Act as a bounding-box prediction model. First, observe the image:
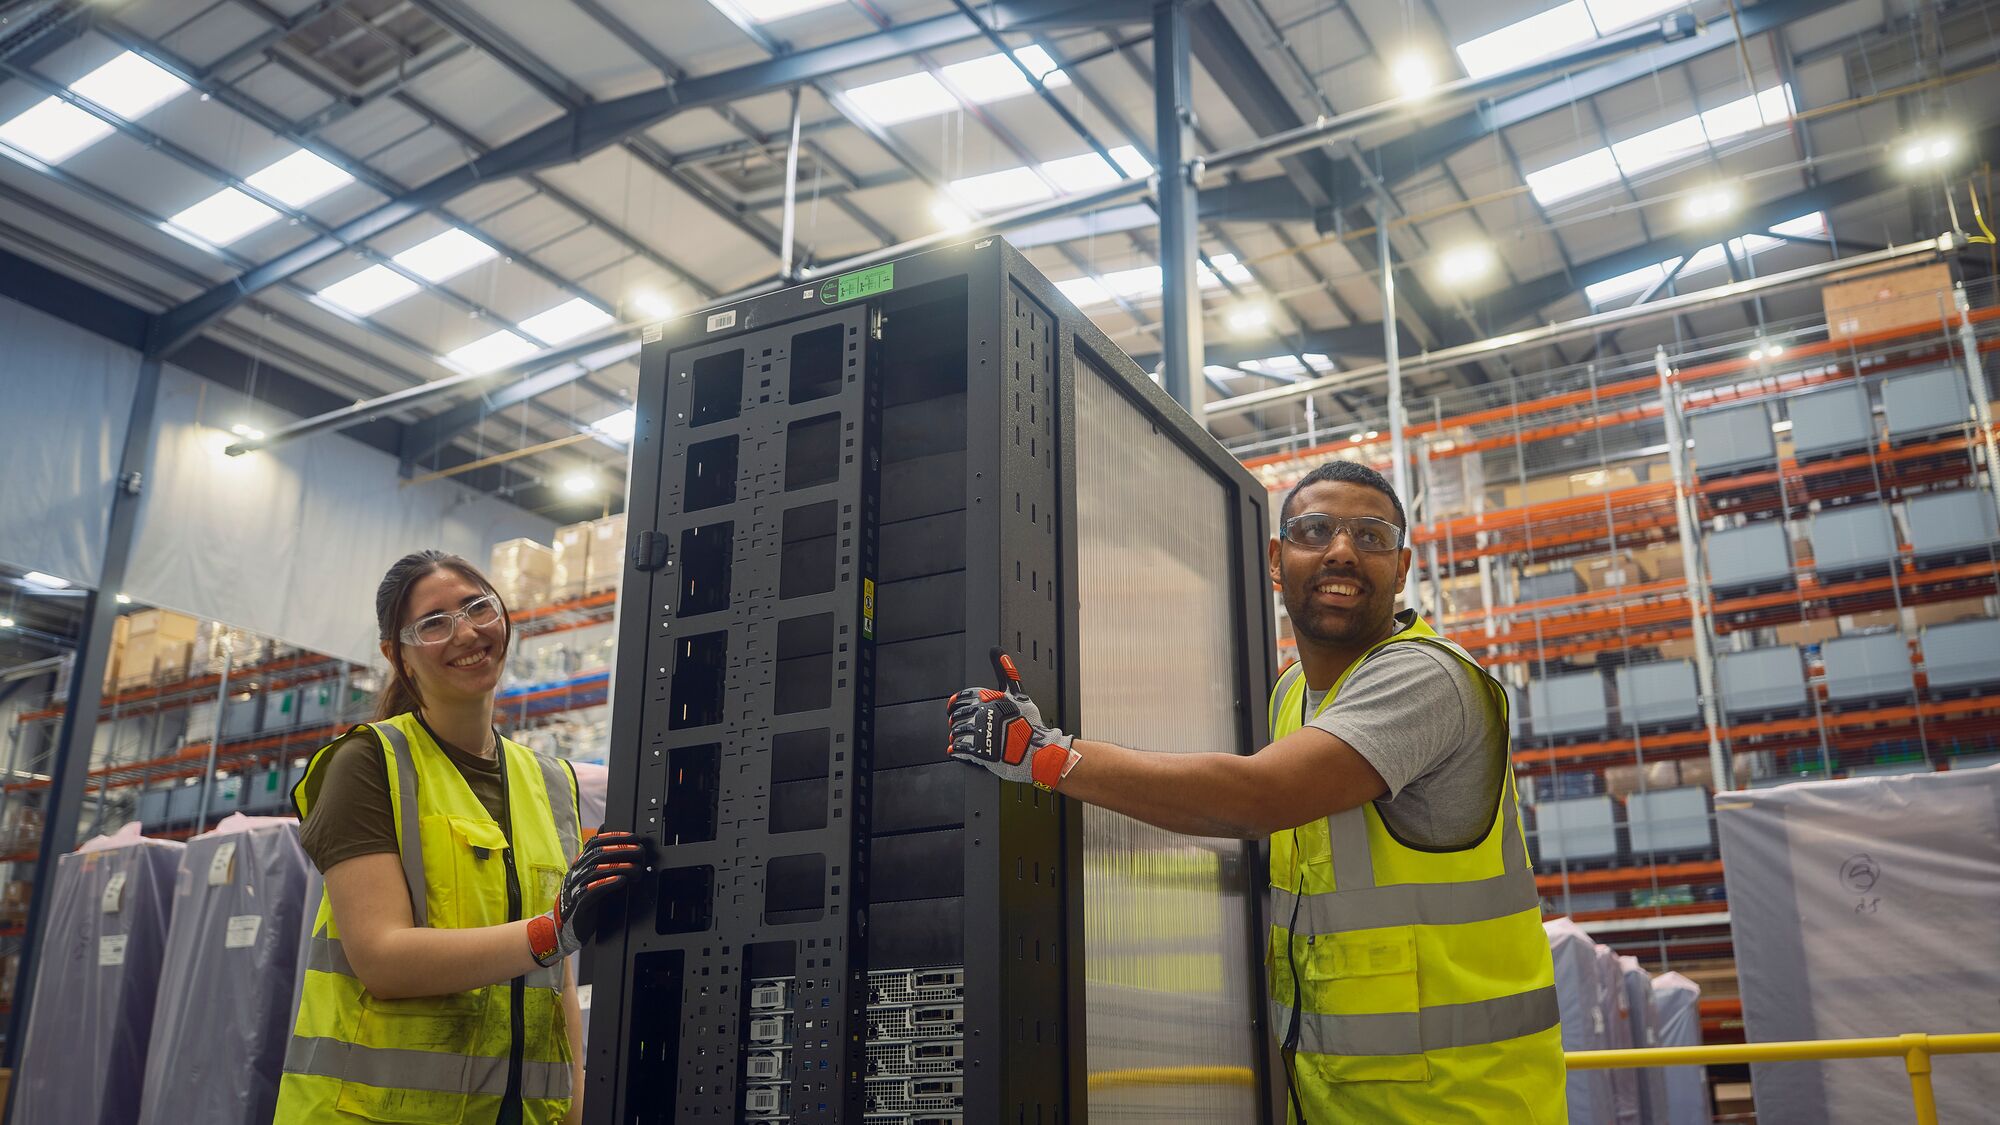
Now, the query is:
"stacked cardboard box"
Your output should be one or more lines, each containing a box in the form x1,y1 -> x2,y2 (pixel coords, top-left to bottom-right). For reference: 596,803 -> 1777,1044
2,807 -> 42,854
188,622 -> 269,678
1821,263 -> 1953,341
1604,761 -> 1680,799
0,880 -> 30,926
489,538 -> 556,610
552,521 -> 592,602
116,610 -> 200,691
586,514 -> 626,594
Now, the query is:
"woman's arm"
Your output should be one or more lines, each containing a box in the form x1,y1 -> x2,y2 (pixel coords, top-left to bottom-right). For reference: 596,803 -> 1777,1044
322,852 -> 540,999
563,960 -> 585,1125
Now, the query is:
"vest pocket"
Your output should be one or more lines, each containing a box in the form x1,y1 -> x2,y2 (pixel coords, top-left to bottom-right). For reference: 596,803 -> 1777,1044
334,992 -> 485,1121
426,814 -> 511,929
1297,927 -> 1431,1084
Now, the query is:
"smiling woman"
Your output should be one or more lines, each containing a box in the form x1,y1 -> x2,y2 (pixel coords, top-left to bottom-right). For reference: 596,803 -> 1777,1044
273,550 -> 649,1125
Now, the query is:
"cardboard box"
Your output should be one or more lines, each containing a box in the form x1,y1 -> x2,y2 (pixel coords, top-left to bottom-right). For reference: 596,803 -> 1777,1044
1678,757 -> 1715,790
103,614 -> 130,692
1775,617 -> 1840,648
1911,598 -> 1989,628
553,521 -> 593,601
126,609 -> 198,642
1605,760 -> 1680,799
489,538 -> 556,610
586,515 -> 627,592
1821,263 -> 1954,342
0,881 -> 30,927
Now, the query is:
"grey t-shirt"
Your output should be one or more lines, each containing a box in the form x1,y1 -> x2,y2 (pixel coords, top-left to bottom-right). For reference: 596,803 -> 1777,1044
1298,642 -> 1506,849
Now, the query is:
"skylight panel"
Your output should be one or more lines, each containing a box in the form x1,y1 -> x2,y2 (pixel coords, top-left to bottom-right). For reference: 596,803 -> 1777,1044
1769,212 -> 1825,237
1455,2 -> 1597,79
520,298 -> 615,344
318,264 -> 421,316
1611,115 -> 1707,175
170,188 -> 279,246
1584,261 -> 1672,305
843,71 -> 959,127
1756,85 -> 1795,124
1040,146 -> 1152,193
1525,148 -> 1622,205
1055,276 -> 1111,307
939,46 -> 1070,102
68,51 -> 188,119
246,149 -> 352,208
1679,244 -> 1726,275
587,408 -> 636,444
949,166 -> 1054,213
715,0 -> 842,20
445,330 -> 538,373
1103,264 -> 1163,300
1583,0 -> 1685,34
393,228 -> 496,283
0,98 -> 112,163
1203,254 -> 1255,287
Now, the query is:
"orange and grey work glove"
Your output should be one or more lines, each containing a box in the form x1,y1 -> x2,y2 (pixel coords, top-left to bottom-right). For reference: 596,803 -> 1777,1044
946,648 -> 1081,792
527,830 -> 651,967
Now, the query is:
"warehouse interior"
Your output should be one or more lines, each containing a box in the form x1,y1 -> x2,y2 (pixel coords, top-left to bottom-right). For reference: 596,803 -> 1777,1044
1,0 -> 1997,1120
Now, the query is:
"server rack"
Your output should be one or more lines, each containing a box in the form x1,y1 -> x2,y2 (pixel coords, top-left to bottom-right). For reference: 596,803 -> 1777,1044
587,239 -> 1276,1125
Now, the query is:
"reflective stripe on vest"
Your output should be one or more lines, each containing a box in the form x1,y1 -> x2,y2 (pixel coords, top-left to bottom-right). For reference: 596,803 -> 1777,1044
375,722 -> 429,929
285,1037 -> 572,1100
304,933 -> 564,993
1268,610 -> 1564,1121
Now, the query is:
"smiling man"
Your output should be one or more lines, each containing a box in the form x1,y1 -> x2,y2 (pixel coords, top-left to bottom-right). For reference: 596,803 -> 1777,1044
946,460 -> 1564,1122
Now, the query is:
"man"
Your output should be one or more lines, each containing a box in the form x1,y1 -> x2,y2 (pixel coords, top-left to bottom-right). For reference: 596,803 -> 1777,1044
946,460 -> 1564,1122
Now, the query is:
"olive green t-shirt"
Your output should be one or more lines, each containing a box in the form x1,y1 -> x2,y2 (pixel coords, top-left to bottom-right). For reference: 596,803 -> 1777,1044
296,718 -> 510,875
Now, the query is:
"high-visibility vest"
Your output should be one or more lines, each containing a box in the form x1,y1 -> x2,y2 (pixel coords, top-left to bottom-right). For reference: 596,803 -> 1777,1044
273,712 -> 582,1124
1268,611 -> 1565,1123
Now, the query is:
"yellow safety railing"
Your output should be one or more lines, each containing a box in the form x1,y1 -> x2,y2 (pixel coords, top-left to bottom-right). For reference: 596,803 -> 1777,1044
1566,1032 -> 2000,1125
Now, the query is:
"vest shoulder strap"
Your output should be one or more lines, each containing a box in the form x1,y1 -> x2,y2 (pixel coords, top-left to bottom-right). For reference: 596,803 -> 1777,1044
1269,660 -> 1307,738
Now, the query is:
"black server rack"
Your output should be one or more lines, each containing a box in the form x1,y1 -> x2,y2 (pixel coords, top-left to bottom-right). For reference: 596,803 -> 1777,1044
587,239 -> 1277,1125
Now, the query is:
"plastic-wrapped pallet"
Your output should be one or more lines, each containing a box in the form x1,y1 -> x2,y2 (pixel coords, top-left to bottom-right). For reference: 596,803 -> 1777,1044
1716,766 -> 2000,1123
137,815 -> 312,1125
1649,972 -> 1710,1125
1620,955 -> 1670,1124
1546,918 -> 1617,1123
13,825 -> 183,1125
1597,944 -> 1641,1125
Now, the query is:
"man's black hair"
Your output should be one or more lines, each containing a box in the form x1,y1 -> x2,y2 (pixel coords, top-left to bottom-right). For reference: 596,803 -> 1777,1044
1279,459 -> 1407,529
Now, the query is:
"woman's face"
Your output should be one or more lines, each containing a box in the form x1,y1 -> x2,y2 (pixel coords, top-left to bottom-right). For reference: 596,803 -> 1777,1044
394,569 -> 508,707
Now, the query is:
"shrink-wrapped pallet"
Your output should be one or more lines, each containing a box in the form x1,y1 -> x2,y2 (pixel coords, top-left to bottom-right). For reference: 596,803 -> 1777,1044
14,827 -> 183,1125
137,816 -> 311,1125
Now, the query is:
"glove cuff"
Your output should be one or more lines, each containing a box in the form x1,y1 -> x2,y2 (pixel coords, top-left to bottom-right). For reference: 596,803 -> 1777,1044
526,913 -> 562,967
1030,741 -> 1081,792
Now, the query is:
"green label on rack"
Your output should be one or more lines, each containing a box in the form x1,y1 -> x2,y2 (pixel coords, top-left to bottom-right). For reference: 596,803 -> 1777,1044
820,263 -> 893,305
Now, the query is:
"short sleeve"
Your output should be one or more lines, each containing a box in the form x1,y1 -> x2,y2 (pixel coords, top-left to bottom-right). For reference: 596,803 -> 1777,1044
1306,645 -> 1469,798
297,730 -> 402,874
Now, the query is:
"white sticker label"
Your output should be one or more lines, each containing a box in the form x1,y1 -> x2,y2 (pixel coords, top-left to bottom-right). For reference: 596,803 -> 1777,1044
224,914 -> 263,949
576,984 -> 593,1011
101,871 -> 126,914
705,309 -> 738,332
641,323 -> 664,343
99,933 -> 127,966
208,840 -> 237,886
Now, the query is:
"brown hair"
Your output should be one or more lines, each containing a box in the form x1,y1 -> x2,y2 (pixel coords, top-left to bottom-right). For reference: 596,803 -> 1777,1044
373,549 -> 511,720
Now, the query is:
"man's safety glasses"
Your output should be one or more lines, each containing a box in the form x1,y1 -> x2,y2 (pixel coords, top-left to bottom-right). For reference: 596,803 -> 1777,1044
399,594 -> 505,645
1279,513 -> 1406,552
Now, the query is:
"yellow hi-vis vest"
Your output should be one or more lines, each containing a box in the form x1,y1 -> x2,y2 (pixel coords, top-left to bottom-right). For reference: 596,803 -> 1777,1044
1268,611 -> 1565,1123
274,713 -> 582,1124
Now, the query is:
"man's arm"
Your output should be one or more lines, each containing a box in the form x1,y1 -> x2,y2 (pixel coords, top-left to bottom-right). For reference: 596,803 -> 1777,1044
1054,728 -> 1388,839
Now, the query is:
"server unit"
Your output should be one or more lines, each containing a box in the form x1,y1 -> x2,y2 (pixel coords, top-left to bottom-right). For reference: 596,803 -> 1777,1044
586,241 -> 1276,1125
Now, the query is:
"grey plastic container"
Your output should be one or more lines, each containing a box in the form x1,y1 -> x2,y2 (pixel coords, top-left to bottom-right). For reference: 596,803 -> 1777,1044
1922,618 -> 2000,691
1808,503 -> 1899,575
1689,402 -> 1776,474
1614,660 -> 1701,727
1518,568 -> 1585,604
1534,795 -> 1622,863
1786,383 -> 1875,459
1717,646 -> 1809,717
1905,490 -> 2000,560
1626,786 -> 1714,855
1528,671 -> 1610,737
1821,632 -> 1914,702
1881,366 -> 1968,439
1706,522 -> 1794,591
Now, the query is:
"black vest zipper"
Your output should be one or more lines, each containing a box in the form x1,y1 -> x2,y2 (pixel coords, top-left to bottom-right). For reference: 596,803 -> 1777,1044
498,747 -> 525,1124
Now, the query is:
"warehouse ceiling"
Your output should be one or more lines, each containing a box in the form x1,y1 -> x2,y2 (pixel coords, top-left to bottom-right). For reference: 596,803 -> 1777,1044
0,0 -> 1995,516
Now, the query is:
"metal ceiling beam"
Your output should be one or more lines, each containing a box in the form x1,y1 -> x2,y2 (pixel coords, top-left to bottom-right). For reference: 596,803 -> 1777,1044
142,0 -> 1141,356
1133,322 -> 1420,369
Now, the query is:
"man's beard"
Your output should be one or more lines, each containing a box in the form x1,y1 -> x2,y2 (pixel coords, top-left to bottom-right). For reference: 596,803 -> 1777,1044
1283,583 -> 1390,647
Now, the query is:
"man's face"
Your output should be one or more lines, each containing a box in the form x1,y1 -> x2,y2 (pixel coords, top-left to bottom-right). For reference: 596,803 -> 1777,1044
1267,481 -> 1412,648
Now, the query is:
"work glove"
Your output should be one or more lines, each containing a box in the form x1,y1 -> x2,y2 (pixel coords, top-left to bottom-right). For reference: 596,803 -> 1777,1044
527,830 -> 651,967
946,648 -> 1081,792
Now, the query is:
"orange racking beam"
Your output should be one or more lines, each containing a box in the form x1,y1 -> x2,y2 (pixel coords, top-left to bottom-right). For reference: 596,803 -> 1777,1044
1536,859 -> 1724,894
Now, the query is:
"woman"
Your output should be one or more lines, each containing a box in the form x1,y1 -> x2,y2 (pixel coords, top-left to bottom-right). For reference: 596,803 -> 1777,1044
276,550 -> 647,1125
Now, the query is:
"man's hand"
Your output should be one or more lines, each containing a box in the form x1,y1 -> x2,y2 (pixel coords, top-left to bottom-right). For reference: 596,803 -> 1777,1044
527,830 -> 651,967
946,649 -> 1081,791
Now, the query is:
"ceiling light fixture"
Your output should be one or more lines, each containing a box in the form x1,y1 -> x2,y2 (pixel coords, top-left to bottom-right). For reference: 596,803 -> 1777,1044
116,593 -> 132,604
0,616 -> 13,629
1227,305 -> 1270,333
22,571 -> 69,589
1437,244 -> 1496,285
229,422 -> 265,440
561,472 -> 597,496
629,289 -> 674,321
1899,133 -> 1958,169
930,198 -> 972,231
1683,187 -> 1736,222
1391,53 -> 1436,98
